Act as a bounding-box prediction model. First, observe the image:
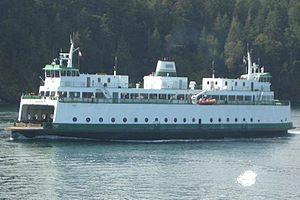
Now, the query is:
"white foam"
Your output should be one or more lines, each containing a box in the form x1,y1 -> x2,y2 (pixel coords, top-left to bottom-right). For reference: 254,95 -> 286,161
236,170 -> 257,187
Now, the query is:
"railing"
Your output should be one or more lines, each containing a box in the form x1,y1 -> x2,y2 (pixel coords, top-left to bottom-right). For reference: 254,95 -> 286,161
21,95 -> 290,106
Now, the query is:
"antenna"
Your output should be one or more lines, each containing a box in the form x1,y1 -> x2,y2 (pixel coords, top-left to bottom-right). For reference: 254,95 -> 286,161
212,60 -> 215,78
114,56 -> 117,76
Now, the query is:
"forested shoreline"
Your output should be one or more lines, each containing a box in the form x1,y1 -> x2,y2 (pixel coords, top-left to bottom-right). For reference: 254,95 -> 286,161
0,0 -> 300,103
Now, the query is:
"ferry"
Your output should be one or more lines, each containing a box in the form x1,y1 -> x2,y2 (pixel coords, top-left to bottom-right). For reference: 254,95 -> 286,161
6,39 -> 293,140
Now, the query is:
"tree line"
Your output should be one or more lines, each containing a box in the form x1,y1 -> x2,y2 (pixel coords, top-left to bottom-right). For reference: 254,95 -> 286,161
0,0 -> 299,103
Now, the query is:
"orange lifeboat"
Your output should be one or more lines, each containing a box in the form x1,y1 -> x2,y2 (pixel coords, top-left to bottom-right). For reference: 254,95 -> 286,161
197,98 -> 217,105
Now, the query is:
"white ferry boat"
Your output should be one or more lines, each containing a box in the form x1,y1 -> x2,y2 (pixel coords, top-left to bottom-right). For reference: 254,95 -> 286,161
7,39 -> 293,140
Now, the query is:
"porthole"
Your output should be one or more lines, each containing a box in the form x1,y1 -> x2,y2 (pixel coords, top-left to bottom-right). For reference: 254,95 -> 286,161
164,118 -> 168,122
210,118 -> 213,123
99,117 -> 103,122
227,118 -> 230,122
218,118 -> 221,122
183,118 -> 187,123
73,117 -> 77,122
243,118 -> 246,122
155,117 -> 158,122
235,118 -> 238,122
134,117 -> 138,122
86,117 -> 90,122
111,118 -> 115,123
250,118 -> 253,122
145,118 -> 149,122
174,118 -> 177,123
192,118 -> 196,122
123,117 -> 127,123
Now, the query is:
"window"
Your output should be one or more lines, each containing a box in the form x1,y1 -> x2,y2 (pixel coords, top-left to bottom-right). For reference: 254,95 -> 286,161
164,118 -> 168,122
140,93 -> 148,99
98,78 -> 101,82
192,118 -> 195,122
121,93 -> 129,99
159,94 -> 167,99
245,96 -> 252,101
71,71 -> 75,76
123,117 -> 127,123
235,82 -> 238,86
95,92 -> 104,99
218,118 -> 221,122
54,71 -> 60,77
237,96 -> 243,101
134,117 -> 138,122
250,118 -> 253,122
46,71 -> 50,77
149,94 -> 157,99
229,95 -> 235,101
155,118 -> 158,122
70,92 -> 80,98
99,117 -> 103,122
235,118 -> 238,122
183,118 -> 186,123
225,81 -> 228,86
174,118 -> 177,123
207,81 -> 209,85
73,117 -> 77,122
177,94 -> 184,100
243,118 -> 246,122
83,92 -> 93,98
40,91 -> 45,96
210,118 -> 213,123
108,78 -> 111,83
227,118 -> 230,122
243,82 -> 245,86
145,118 -> 149,122
111,118 -> 115,123
67,71 -> 71,76
86,117 -> 91,122
131,93 -> 139,99
61,70 -> 66,76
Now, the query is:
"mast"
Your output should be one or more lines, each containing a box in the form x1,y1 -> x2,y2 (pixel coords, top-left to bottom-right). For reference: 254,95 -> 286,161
247,45 -> 252,80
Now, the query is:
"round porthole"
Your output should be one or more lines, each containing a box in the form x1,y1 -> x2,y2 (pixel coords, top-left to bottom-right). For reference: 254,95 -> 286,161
145,118 -> 148,122
86,117 -> 90,122
164,118 -> 168,122
218,118 -> 221,122
134,117 -> 138,122
174,118 -> 177,123
250,118 -> 253,122
210,118 -> 213,123
111,118 -> 115,123
183,118 -> 186,123
235,118 -> 238,122
155,118 -> 158,122
73,117 -> 77,122
99,117 -> 103,122
123,117 -> 127,123
227,118 -> 230,122
192,118 -> 195,122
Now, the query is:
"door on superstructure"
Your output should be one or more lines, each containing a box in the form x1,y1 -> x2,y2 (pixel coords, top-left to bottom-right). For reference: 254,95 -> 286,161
87,77 -> 91,88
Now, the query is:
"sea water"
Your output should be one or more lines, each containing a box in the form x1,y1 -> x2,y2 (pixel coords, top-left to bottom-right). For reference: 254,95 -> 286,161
1,106 -> 300,199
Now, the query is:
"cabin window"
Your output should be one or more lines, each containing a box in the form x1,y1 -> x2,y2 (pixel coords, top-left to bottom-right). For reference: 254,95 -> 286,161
149,94 -> 157,99
159,94 -> 167,99
235,118 -> 238,122
46,71 -> 50,77
237,96 -> 243,101
71,71 -> 75,76
58,91 -> 67,98
50,91 -> 55,97
164,118 -> 168,122
73,117 -> 77,122
210,118 -> 213,123
99,117 -> 103,122
192,118 -> 196,122
174,118 -> 177,123
243,118 -> 246,122
220,95 -> 227,101
45,91 -> 50,97
61,70 -> 66,76
154,118 -> 158,122
111,118 -> 115,123
121,93 -> 129,99
168,94 -> 176,100
225,81 -> 228,86
83,92 -> 93,98
40,91 -> 45,96
212,95 -> 219,100
95,92 -> 104,99
250,118 -> 253,122
183,118 -> 187,123
207,81 -> 209,85
67,71 -> 71,76
145,118 -> 149,122
134,117 -> 138,122
70,92 -> 80,98
131,93 -> 139,99
98,78 -> 101,82
140,93 -> 148,99
108,78 -> 111,83
177,94 -> 184,100
215,81 -> 218,85
54,71 -> 60,77
229,95 -> 235,101
235,82 -> 238,86
86,117 -> 91,122
227,118 -> 230,122
123,118 -> 127,123
245,96 -> 251,101
218,118 -> 221,122
243,82 -> 245,86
